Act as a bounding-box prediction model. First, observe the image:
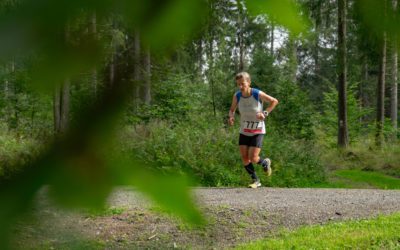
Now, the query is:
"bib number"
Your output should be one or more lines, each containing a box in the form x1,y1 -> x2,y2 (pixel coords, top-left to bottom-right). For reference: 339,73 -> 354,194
242,120 -> 263,133
245,121 -> 260,129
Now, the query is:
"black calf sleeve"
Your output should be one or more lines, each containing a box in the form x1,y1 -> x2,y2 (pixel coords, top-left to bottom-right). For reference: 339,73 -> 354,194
244,163 -> 258,180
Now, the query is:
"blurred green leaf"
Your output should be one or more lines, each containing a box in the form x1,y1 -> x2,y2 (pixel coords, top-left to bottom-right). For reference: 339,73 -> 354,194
354,0 -> 400,46
0,0 -> 206,90
0,78 -> 204,249
143,0 -> 207,52
112,156 -> 205,225
245,0 -> 309,36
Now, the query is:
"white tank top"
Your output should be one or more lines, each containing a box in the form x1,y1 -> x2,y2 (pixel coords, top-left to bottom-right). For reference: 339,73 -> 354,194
236,88 -> 265,136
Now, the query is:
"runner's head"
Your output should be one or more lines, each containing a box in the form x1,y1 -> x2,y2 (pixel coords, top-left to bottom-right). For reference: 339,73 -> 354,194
235,72 -> 251,92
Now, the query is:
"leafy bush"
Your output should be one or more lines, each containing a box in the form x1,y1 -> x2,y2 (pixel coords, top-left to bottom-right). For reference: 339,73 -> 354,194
269,80 -> 316,140
0,125 -> 42,179
121,113 -> 327,187
126,73 -> 209,124
319,85 -> 373,146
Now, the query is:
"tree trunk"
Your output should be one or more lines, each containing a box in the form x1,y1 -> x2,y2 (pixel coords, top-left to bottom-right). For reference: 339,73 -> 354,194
208,34 -> 216,117
109,19 -> 117,88
4,63 -> 10,129
143,48 -> 151,105
60,79 -> 70,132
270,21 -> 274,56
390,0 -> 398,139
288,37 -> 298,83
10,59 -> 19,130
90,12 -> 97,97
54,80 -> 70,134
133,31 -> 141,106
197,39 -> 203,78
337,0 -> 349,147
237,0 -> 245,72
360,56 -> 368,123
54,23 -> 71,135
314,21 -> 320,82
376,33 -> 387,146
53,85 -> 61,133
109,53 -> 115,87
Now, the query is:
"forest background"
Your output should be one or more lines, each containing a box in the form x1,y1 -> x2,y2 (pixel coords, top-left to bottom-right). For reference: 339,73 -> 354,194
0,0 -> 400,246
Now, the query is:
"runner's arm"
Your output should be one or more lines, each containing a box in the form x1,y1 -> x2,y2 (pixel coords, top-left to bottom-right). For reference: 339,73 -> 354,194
228,94 -> 238,125
259,91 -> 278,115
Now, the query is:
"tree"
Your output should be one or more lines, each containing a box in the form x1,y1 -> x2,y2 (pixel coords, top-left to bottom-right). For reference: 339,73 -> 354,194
143,48 -> 151,105
90,12 -> 98,98
54,24 -> 71,134
133,30 -> 141,107
376,34 -> 387,146
337,0 -> 349,147
390,0 -> 398,139
237,0 -> 246,71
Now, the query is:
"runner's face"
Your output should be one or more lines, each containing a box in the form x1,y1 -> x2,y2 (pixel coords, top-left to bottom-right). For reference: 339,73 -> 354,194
236,78 -> 250,92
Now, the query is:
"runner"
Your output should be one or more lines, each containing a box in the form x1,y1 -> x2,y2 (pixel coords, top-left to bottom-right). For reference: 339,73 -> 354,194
228,72 -> 279,188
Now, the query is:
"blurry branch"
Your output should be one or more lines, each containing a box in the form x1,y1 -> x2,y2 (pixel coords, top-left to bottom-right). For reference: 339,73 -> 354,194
0,0 -> 208,248
245,0 -> 310,36
355,0 -> 400,46
0,0 -> 319,248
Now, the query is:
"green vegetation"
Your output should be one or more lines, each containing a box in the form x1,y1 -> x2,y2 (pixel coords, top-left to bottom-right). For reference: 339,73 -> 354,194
235,213 -> 400,250
122,113 -> 326,187
85,206 -> 126,218
334,170 -> 400,189
1,0 -> 400,248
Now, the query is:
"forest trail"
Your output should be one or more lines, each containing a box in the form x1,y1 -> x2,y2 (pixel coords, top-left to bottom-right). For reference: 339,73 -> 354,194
14,187 -> 400,249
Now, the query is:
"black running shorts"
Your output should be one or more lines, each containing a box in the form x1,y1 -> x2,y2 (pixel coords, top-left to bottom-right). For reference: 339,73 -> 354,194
239,133 -> 264,148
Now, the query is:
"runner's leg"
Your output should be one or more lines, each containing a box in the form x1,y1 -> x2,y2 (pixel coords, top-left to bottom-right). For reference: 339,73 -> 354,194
239,145 -> 250,165
240,145 -> 258,182
249,146 -> 272,176
249,146 -> 262,164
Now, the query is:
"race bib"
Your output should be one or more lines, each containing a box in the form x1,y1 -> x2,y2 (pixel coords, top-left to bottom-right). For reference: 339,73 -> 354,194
242,120 -> 263,134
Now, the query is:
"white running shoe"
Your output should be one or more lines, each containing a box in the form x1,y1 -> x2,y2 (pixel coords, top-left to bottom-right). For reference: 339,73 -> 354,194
248,180 -> 261,189
262,158 -> 272,176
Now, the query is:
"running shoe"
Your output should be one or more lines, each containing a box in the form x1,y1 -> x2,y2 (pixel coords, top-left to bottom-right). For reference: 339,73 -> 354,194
262,158 -> 272,176
248,180 -> 261,189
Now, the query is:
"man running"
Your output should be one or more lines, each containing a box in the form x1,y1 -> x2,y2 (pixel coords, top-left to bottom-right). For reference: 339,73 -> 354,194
228,72 -> 279,188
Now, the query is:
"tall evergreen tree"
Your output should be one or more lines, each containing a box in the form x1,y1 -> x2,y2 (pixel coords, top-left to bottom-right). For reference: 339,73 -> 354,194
337,0 -> 349,147
390,0 -> 398,139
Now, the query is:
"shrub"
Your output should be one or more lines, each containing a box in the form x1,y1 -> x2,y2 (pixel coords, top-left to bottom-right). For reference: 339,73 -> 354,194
121,113 -> 327,187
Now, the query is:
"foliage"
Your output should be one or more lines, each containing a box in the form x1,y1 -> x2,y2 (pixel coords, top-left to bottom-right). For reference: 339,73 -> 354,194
122,114 -> 326,188
269,80 -> 316,140
334,169 -> 400,189
1,0 -> 400,247
263,128 -> 326,187
127,73 -> 209,123
0,127 -> 43,179
319,84 -> 373,146
318,139 -> 400,179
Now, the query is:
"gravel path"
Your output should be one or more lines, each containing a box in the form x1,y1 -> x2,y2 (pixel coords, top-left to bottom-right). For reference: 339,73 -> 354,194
15,187 -> 400,249
110,187 -> 400,220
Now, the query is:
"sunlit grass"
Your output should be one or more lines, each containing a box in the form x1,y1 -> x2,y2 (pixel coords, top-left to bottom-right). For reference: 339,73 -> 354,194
234,213 -> 400,250
334,170 -> 400,189
311,170 -> 400,189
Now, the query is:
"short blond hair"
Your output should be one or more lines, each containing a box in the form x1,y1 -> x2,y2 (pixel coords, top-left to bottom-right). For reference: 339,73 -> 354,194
235,72 -> 251,82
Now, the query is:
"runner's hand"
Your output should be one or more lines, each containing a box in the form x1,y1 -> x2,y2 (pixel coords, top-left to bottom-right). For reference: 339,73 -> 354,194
228,117 -> 234,126
256,112 -> 265,120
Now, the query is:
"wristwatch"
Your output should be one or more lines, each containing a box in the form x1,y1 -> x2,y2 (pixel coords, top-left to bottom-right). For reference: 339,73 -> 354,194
263,110 -> 269,117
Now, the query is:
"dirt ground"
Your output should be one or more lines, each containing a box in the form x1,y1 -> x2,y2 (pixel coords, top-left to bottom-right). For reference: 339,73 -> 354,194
11,187 -> 400,249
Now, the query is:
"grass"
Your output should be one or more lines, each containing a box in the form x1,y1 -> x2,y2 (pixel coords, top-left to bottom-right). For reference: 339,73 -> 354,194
334,170 -> 400,189
234,213 -> 400,250
85,206 -> 125,218
310,169 -> 400,189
